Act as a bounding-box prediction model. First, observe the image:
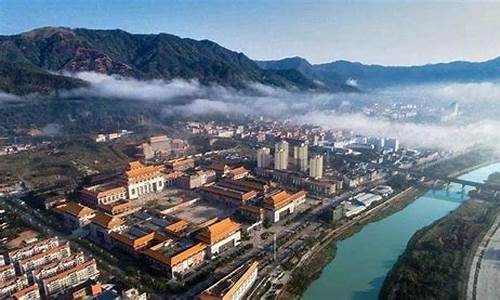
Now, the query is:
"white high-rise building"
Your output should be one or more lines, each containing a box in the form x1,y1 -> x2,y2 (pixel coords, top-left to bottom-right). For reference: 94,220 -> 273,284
293,143 -> 308,172
309,155 -> 323,179
257,147 -> 272,168
274,141 -> 289,170
385,138 -> 400,152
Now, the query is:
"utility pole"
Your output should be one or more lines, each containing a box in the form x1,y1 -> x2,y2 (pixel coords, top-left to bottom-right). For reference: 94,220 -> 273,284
273,232 -> 277,262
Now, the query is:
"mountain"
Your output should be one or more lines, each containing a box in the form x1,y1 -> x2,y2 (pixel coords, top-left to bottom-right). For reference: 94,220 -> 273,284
0,62 -> 86,95
0,27 -> 351,95
258,56 -> 500,88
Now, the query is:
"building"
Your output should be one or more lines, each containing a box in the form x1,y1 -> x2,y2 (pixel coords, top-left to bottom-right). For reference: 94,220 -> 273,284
274,141 -> 289,170
150,135 -> 172,156
98,200 -> 139,217
226,167 -> 249,180
196,218 -> 241,258
59,280 -> 103,300
53,202 -> 96,229
6,237 -> 61,264
256,147 -> 272,168
11,283 -> 40,300
80,181 -> 127,208
309,155 -> 323,179
88,212 -> 125,248
385,138 -> 400,152
199,184 -> 257,206
0,264 -> 15,283
143,241 -> 207,278
120,161 -> 164,200
122,288 -> 148,300
17,242 -> 71,274
165,157 -> 195,171
219,178 -> 270,195
31,253 -> 86,283
40,259 -> 100,297
254,168 -> 341,196
110,226 -> 161,254
293,143 -> 308,172
0,275 -> 29,298
198,261 -> 258,300
177,170 -> 216,189
263,190 -> 306,223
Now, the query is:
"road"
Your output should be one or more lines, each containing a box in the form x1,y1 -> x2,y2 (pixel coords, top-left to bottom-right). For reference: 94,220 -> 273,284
467,215 -> 500,300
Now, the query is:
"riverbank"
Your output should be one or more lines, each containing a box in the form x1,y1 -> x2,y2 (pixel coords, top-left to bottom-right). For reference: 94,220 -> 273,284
278,186 -> 429,300
380,197 -> 500,299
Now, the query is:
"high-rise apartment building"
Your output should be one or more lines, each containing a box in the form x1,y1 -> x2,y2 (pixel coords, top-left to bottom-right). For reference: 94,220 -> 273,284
309,155 -> 324,179
257,147 -> 272,168
293,143 -> 308,172
274,141 -> 289,170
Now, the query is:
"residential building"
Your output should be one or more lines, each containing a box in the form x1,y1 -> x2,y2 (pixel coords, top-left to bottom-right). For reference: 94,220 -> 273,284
6,238 -> 60,264
198,261 -> 258,300
0,275 -> 29,298
11,283 -> 40,300
256,147 -> 272,168
31,253 -> 86,282
40,259 -> 99,297
309,155 -> 323,179
0,264 -> 15,283
17,242 -> 71,274
274,141 -> 289,170
293,143 -> 308,172
196,218 -> 241,258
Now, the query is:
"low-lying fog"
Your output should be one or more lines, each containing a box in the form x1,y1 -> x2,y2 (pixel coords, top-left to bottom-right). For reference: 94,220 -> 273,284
2,71 -> 500,152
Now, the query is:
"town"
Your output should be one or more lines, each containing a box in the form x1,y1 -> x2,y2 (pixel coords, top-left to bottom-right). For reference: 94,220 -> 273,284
0,117 -> 447,300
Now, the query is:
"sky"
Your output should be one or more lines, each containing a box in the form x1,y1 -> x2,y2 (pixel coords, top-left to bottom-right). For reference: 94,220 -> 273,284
1,0 -> 500,65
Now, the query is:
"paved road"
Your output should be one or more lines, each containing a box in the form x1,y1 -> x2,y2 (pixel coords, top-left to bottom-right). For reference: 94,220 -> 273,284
468,216 -> 500,300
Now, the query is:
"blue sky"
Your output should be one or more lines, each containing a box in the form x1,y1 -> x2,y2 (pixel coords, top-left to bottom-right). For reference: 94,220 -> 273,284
1,0 -> 500,65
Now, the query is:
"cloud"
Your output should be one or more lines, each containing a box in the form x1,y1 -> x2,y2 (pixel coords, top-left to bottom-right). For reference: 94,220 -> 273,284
296,111 -> 500,152
3,71 -> 500,152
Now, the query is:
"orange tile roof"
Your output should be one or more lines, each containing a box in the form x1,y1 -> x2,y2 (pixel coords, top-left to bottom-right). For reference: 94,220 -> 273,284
129,161 -> 144,169
55,202 -> 94,218
144,243 -> 206,267
12,283 -> 39,299
165,220 -> 189,234
90,212 -> 124,229
229,167 -> 249,177
263,190 -> 306,210
197,218 -> 240,245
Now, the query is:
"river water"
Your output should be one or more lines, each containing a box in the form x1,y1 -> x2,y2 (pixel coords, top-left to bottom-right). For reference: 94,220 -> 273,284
302,162 -> 500,300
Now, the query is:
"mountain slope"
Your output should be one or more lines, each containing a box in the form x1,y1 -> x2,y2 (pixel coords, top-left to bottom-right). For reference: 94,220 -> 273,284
0,27 -> 344,94
0,62 -> 87,95
258,56 -> 500,88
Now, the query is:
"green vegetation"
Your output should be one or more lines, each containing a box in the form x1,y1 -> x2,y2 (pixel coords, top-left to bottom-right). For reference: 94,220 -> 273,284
0,140 -> 126,190
423,148 -> 497,178
380,198 -> 500,300
487,172 -> 500,185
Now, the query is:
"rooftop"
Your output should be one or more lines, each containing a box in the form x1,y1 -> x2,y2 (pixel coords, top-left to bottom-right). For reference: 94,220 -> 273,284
197,218 -> 240,245
54,202 -> 94,218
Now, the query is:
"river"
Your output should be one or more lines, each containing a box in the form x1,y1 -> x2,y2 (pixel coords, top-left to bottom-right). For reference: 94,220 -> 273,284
302,162 -> 500,300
